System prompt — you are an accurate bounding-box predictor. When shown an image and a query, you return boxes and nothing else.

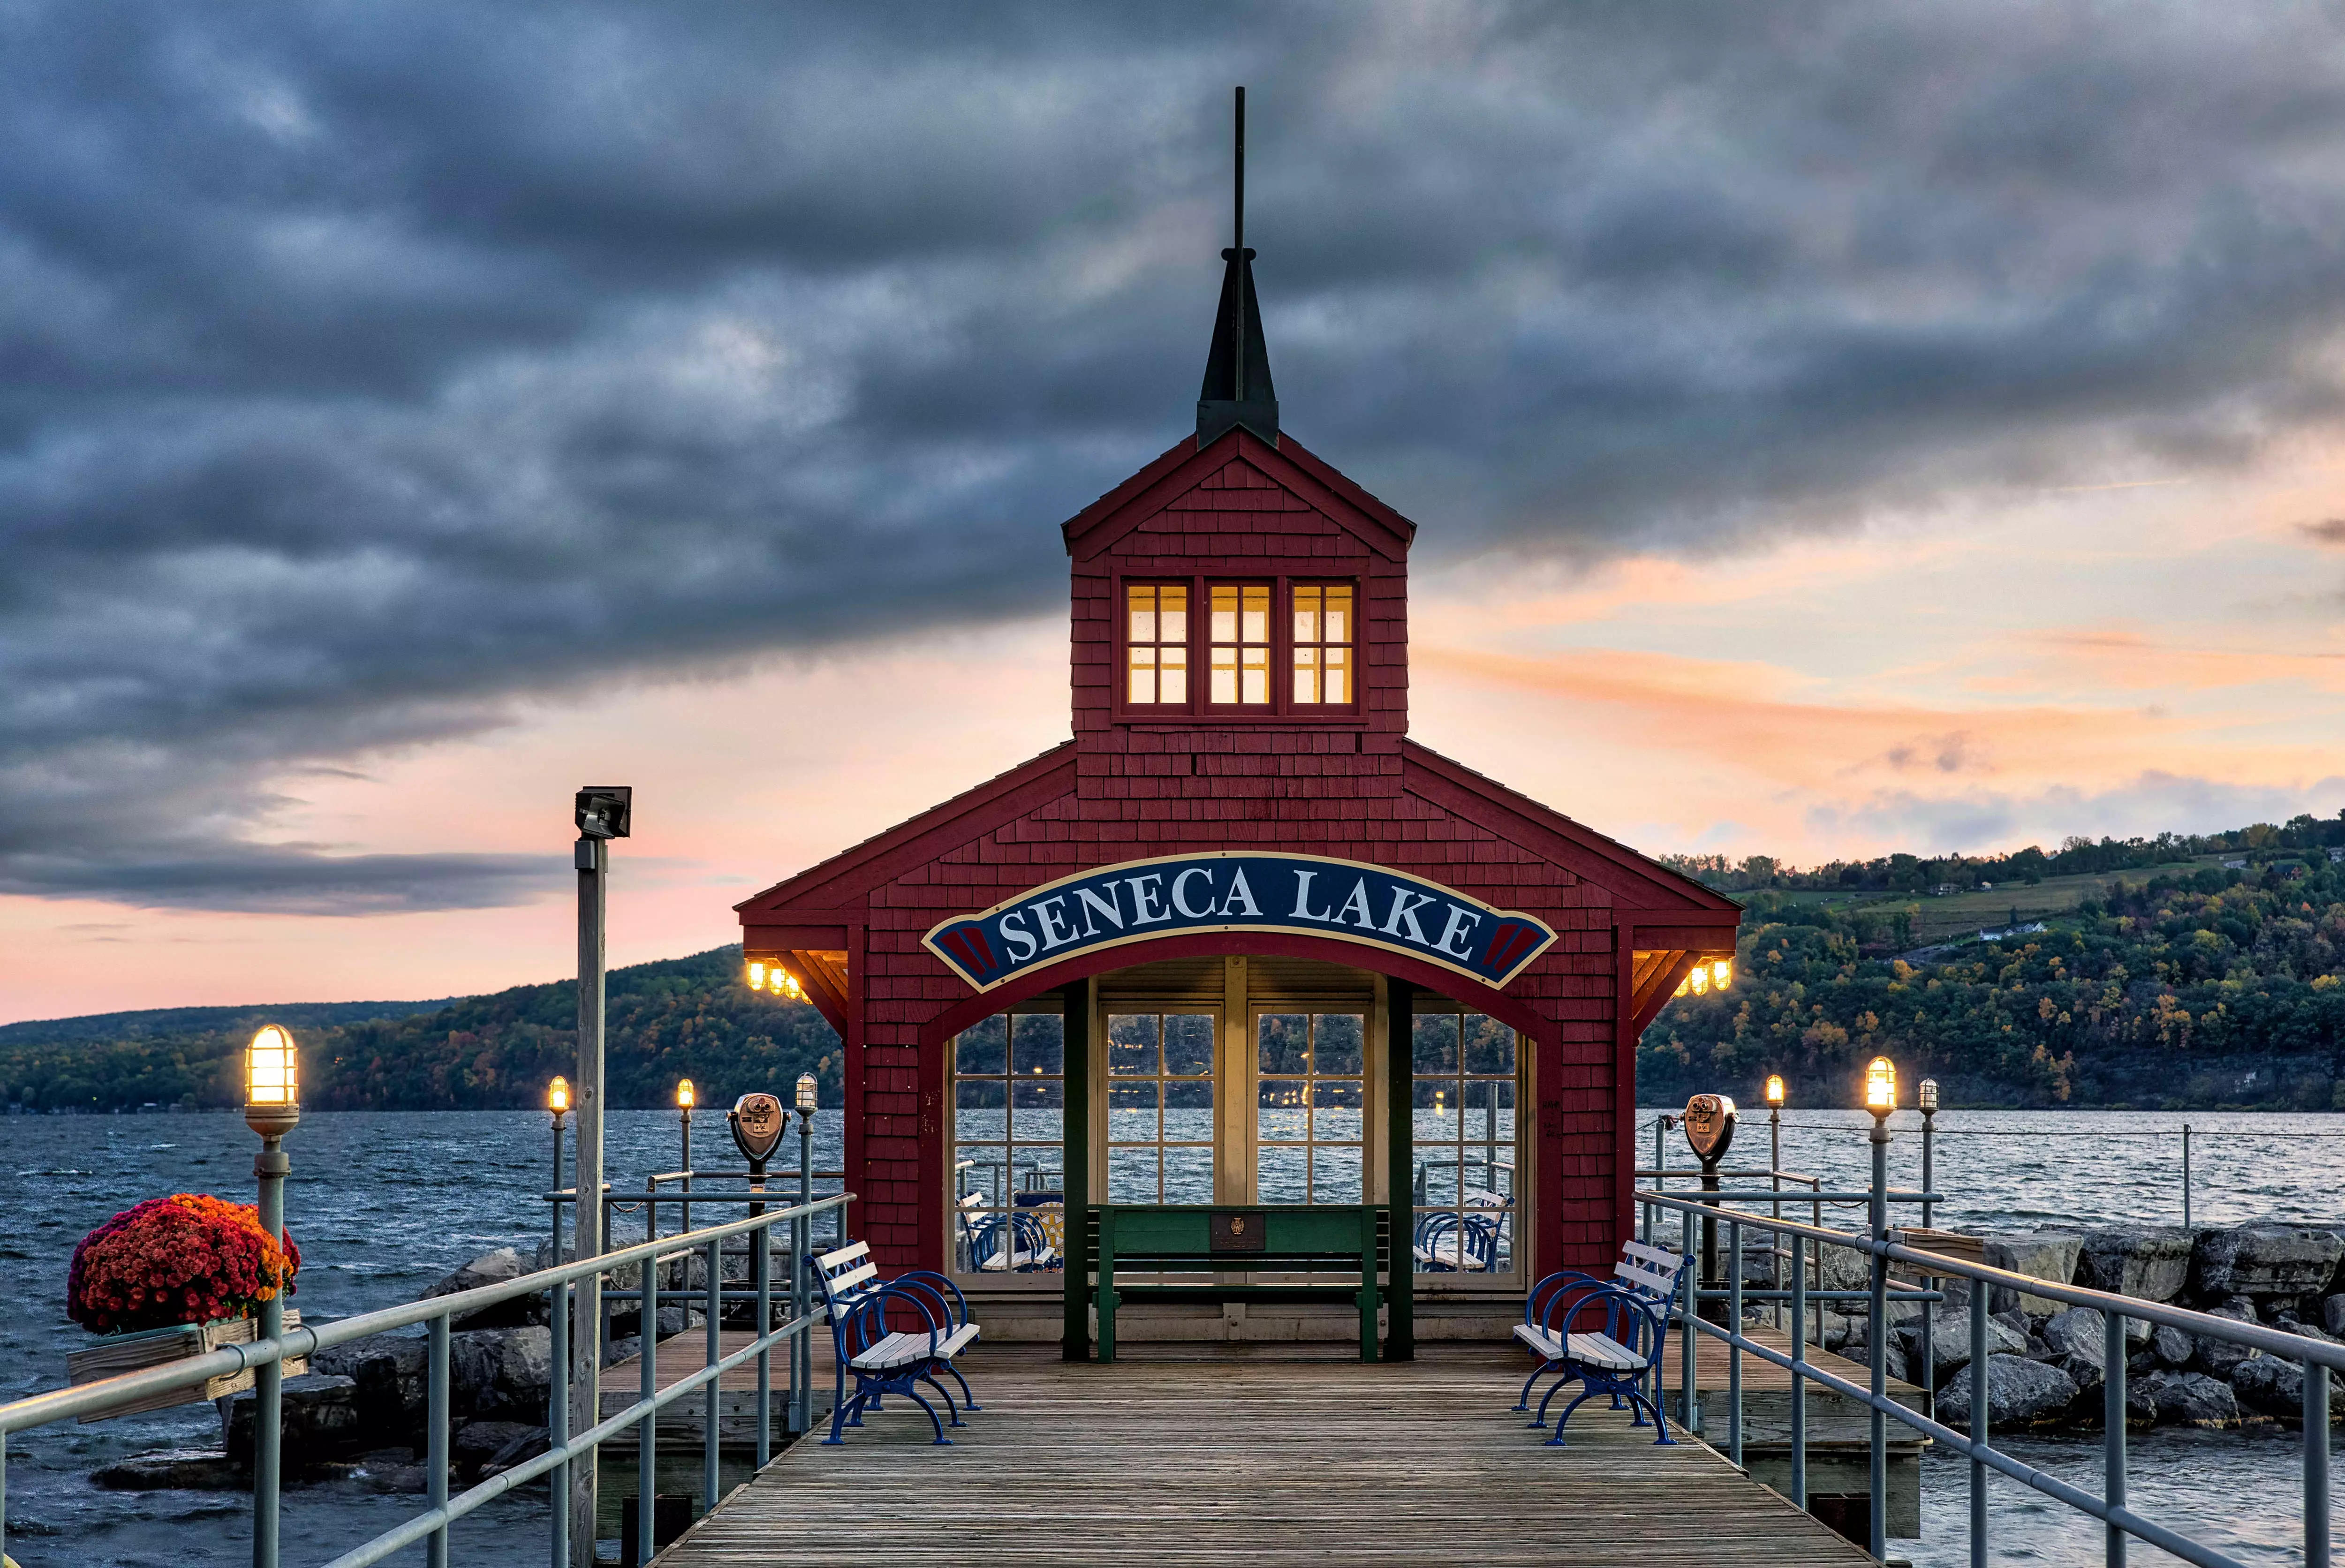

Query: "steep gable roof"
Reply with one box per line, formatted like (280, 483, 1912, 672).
(1060, 428, 1415, 563)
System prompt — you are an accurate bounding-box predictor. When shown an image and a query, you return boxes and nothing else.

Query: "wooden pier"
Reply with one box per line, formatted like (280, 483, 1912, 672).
(652, 1344, 1875, 1566)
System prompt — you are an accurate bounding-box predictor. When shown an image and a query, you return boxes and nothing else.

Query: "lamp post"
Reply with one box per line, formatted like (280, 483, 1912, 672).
(548, 1077, 570, 1264)
(1863, 1053, 1897, 1564)
(1917, 1078, 1939, 1232)
(676, 1078, 696, 1192)
(794, 1072, 817, 1436)
(244, 1025, 300, 1568)
(567, 784, 629, 1561)
(1763, 1074, 1785, 1328)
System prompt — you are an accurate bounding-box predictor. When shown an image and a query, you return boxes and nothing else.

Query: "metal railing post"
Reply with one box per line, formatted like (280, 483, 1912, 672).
(639, 1225, 658, 1568)
(752, 1181, 771, 1466)
(254, 1135, 289, 1568)
(2105, 1308, 2127, 1568)
(2182, 1123, 2193, 1229)
(2308, 1352, 2331, 1568)
(1970, 1276, 1989, 1568)
(1680, 1204, 1698, 1431)
(1789, 1226, 1807, 1509)
(427, 1316, 450, 1568)
(549, 1269, 569, 1568)
(1869, 1122, 1890, 1565)
(794, 1123, 813, 1435)
(704, 1235, 721, 1516)
(1728, 1219, 1744, 1468)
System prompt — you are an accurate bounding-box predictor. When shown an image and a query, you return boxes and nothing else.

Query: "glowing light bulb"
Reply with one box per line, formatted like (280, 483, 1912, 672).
(677, 1078, 695, 1110)
(1864, 1055, 1897, 1117)
(1689, 967, 1709, 996)
(747, 961, 766, 988)
(1711, 958, 1733, 990)
(549, 1076, 570, 1114)
(246, 1025, 298, 1107)
(1763, 1074, 1785, 1108)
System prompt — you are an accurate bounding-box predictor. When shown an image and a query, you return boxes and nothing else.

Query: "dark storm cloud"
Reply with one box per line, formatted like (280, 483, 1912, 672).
(10, 1, 2345, 911)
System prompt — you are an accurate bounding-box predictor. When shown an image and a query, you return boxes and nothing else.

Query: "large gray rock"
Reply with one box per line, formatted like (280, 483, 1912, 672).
(2193, 1299, 2262, 1380)
(2321, 1295, 2345, 1338)
(1984, 1234, 2082, 1317)
(2193, 1224, 2345, 1301)
(2136, 1370, 2240, 1428)
(310, 1331, 427, 1435)
(224, 1373, 363, 1468)
(449, 1327, 553, 1421)
(422, 1246, 547, 1331)
(2149, 1325, 2194, 1366)
(2231, 1354, 2345, 1421)
(1937, 1355, 2079, 1429)
(2075, 1227, 2196, 1304)
(91, 1449, 245, 1490)
(1902, 1310, 2026, 1381)
(1841, 1327, 1911, 1385)
(2040, 1305, 2148, 1359)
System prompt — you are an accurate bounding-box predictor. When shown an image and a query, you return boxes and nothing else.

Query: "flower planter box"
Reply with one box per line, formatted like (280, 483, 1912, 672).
(66, 1310, 307, 1422)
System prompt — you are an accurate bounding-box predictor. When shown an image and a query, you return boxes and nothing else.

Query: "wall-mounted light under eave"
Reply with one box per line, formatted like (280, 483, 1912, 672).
(745, 959, 807, 1002)
(1672, 957, 1735, 1000)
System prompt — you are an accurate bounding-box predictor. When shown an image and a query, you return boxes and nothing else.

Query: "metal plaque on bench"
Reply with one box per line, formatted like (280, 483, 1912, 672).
(1210, 1210, 1267, 1251)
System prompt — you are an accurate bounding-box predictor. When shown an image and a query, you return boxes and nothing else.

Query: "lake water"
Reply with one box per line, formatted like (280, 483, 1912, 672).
(0, 1106, 2337, 1565)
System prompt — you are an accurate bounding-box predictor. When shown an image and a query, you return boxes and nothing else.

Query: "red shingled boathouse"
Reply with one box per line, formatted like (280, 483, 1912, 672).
(737, 186, 1739, 1356)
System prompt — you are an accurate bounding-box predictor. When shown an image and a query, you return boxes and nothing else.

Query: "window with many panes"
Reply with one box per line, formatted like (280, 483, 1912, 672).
(1106, 1013, 1216, 1201)
(1410, 1011, 1518, 1276)
(1208, 584, 1272, 705)
(1291, 584, 1353, 706)
(952, 1010, 1065, 1274)
(1125, 584, 1188, 705)
(1256, 1011, 1366, 1203)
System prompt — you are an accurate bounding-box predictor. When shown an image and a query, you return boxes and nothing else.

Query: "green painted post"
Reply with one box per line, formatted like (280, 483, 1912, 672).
(1385, 980, 1415, 1361)
(1061, 981, 1091, 1362)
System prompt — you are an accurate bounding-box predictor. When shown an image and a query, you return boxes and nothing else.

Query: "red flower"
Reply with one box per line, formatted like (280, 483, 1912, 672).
(67, 1195, 301, 1336)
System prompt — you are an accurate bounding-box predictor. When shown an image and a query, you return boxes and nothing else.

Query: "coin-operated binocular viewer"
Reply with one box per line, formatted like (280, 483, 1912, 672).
(1680, 1093, 1737, 1323)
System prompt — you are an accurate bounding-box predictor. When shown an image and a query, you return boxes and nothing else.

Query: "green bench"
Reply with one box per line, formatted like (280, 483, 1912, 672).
(1086, 1204, 1391, 1362)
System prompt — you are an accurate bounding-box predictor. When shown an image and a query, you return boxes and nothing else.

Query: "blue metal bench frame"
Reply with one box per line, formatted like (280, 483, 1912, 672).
(808, 1242, 982, 1446)
(1513, 1239, 1685, 1423)
(1533, 1283, 1673, 1447)
(1412, 1209, 1503, 1272)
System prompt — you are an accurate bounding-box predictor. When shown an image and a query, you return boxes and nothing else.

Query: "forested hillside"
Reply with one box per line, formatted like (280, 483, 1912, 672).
(15, 811, 2345, 1114)
(1644, 827, 2345, 1110)
(0, 947, 841, 1114)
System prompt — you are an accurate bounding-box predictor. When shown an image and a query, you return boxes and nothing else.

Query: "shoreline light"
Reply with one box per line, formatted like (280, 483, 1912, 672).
(1864, 1055, 1897, 1118)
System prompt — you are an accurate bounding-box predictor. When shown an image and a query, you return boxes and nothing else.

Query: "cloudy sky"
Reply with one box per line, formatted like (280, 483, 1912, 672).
(8, 2, 2345, 1022)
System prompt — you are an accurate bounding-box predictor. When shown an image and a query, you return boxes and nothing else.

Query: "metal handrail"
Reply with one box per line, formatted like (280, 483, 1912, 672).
(1636, 1187, 2333, 1568)
(0, 1191, 853, 1568)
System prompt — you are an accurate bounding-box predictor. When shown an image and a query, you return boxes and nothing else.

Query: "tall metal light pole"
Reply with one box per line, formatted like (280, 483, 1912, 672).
(677, 1079, 696, 1189)
(1763, 1075, 1785, 1328)
(1863, 1055, 1898, 1566)
(567, 786, 629, 1566)
(244, 1025, 300, 1568)
(794, 1071, 818, 1436)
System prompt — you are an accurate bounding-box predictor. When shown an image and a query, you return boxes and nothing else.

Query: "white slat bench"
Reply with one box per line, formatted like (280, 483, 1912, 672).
(1513, 1240, 1686, 1435)
(810, 1240, 983, 1446)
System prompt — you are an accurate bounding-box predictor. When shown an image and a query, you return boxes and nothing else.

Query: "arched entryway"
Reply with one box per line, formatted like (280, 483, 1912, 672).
(940, 952, 1529, 1356)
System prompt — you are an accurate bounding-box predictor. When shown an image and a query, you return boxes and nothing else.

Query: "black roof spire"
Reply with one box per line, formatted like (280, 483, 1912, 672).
(1197, 86, 1277, 448)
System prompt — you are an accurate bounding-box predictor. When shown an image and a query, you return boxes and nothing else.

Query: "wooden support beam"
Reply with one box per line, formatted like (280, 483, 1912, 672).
(1385, 978, 1415, 1360)
(1060, 978, 1093, 1361)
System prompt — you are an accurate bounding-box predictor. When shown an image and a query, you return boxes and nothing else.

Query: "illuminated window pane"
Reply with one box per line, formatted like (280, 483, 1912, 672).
(1126, 584, 1188, 705)
(1209, 584, 1272, 706)
(951, 1007, 1066, 1276)
(1292, 582, 1354, 707)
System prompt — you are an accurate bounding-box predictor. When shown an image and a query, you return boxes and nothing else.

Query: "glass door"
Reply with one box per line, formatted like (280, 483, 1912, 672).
(1252, 1010, 1367, 1204)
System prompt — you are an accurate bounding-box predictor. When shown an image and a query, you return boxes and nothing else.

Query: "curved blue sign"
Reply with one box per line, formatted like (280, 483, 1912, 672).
(922, 852, 1557, 994)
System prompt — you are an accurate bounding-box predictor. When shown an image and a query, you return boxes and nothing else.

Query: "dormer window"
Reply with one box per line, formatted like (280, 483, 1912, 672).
(1209, 584, 1272, 705)
(1114, 575, 1361, 719)
(1126, 584, 1188, 704)
(1291, 584, 1353, 706)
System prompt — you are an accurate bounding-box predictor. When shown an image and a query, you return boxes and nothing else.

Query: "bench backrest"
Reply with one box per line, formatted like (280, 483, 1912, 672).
(1615, 1238, 1686, 1300)
(811, 1240, 883, 1320)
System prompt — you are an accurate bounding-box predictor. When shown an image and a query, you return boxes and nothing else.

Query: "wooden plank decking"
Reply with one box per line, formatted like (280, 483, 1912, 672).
(652, 1345, 1875, 1566)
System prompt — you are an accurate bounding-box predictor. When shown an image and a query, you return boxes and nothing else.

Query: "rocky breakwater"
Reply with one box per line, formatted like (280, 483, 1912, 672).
(92, 1241, 701, 1495)
(1827, 1220, 2345, 1437)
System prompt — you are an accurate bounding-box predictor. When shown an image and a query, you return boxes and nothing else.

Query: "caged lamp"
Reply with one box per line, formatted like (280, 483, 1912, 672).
(1863, 1055, 1897, 1120)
